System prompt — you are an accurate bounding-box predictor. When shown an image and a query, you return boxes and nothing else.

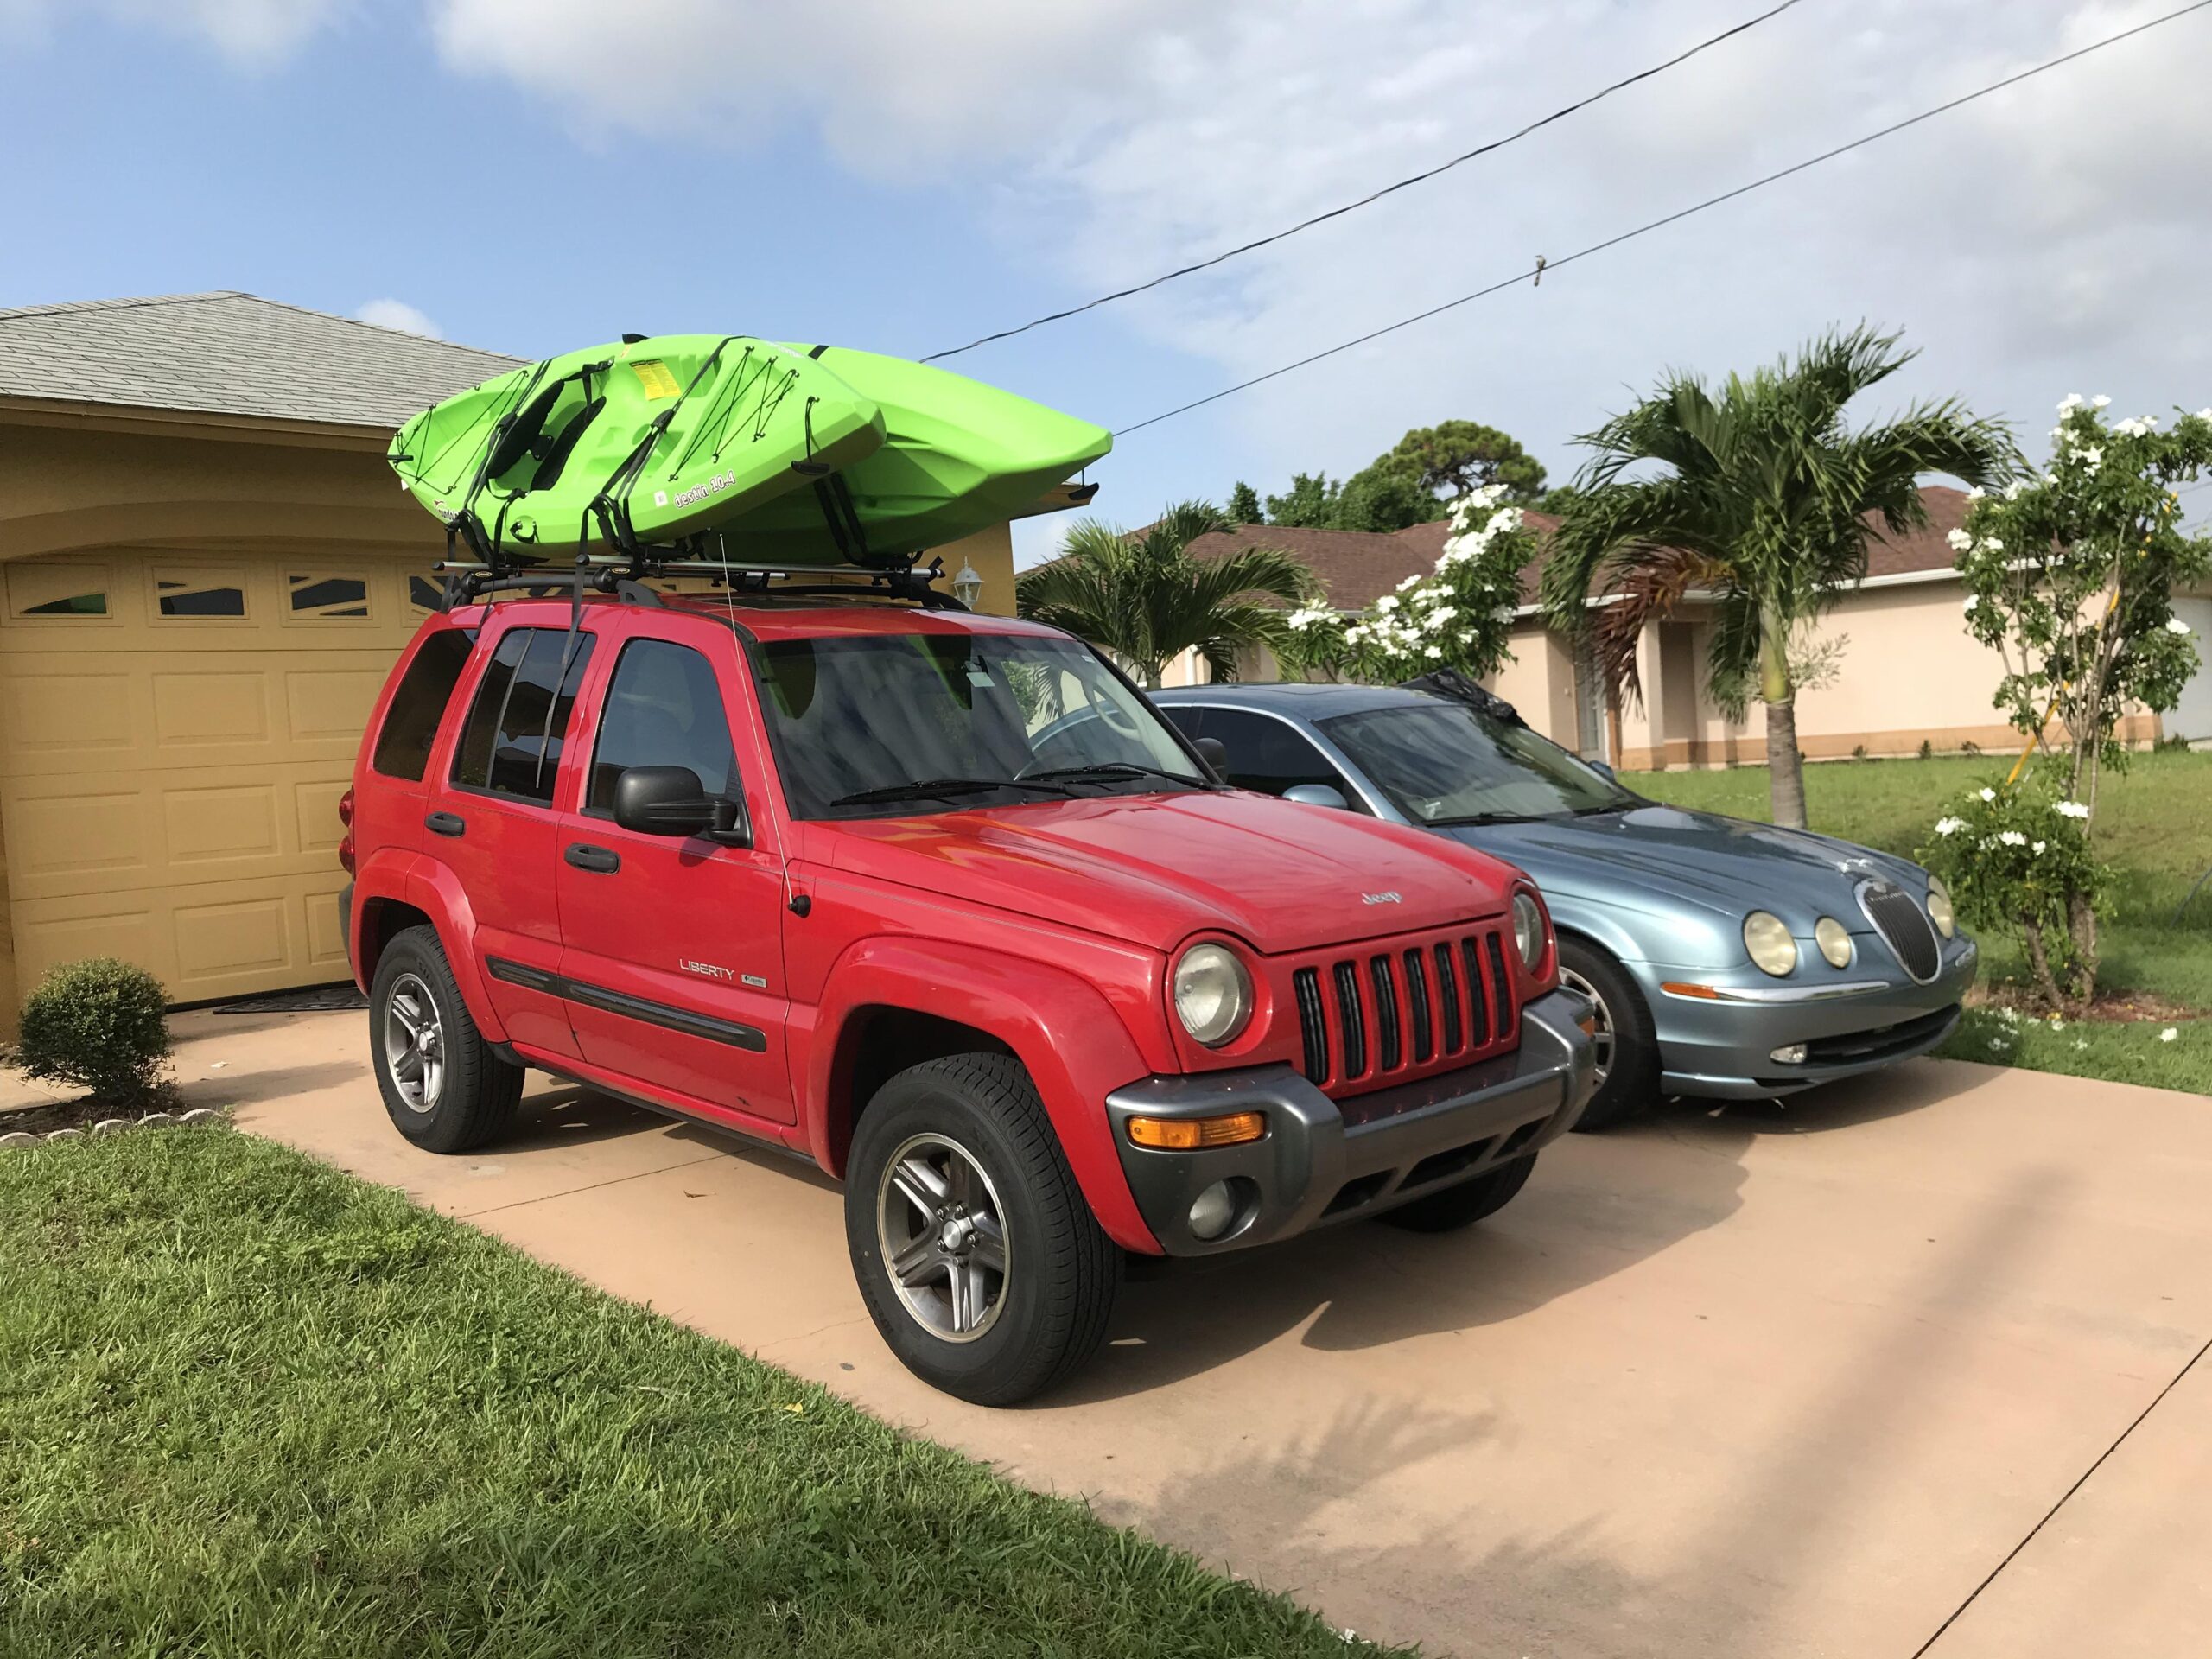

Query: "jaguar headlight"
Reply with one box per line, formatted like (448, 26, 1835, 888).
(1926, 877, 1955, 940)
(1743, 911, 1798, 977)
(1814, 916, 1853, 969)
(1173, 944, 1253, 1047)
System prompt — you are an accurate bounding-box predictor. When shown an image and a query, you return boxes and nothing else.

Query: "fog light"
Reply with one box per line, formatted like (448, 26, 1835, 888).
(1188, 1180, 1237, 1241)
(1770, 1042, 1808, 1065)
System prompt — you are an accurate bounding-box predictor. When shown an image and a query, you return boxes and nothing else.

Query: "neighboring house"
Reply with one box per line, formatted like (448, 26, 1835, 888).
(0, 292, 1019, 1027)
(1168, 486, 2205, 764)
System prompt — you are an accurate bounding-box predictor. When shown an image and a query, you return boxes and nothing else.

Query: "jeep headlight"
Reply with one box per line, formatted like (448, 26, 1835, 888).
(1173, 944, 1253, 1047)
(1926, 877, 1955, 940)
(1743, 911, 1798, 977)
(1511, 892, 1545, 970)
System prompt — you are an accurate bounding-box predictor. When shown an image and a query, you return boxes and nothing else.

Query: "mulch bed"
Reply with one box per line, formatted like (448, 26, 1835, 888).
(1967, 983, 2202, 1023)
(0, 1089, 184, 1138)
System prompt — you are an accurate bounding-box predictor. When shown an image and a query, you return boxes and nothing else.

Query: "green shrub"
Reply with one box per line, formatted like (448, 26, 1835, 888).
(13, 957, 172, 1105)
(1919, 781, 2105, 1014)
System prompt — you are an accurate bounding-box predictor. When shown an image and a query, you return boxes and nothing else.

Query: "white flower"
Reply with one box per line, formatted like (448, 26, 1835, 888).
(2056, 799, 2090, 819)
(1979, 787, 1997, 802)
(1422, 645, 1443, 658)
(2167, 617, 2192, 635)
(2006, 480, 2032, 499)
(1963, 594, 1980, 613)
(2032, 840, 2046, 855)
(1998, 830, 2028, 847)
(2058, 393, 2085, 411)
(2044, 473, 2059, 485)
(1980, 536, 2004, 552)
(1988, 1039, 2008, 1052)
(2050, 1018, 2063, 1030)
(2113, 417, 2157, 438)
(1395, 574, 1422, 592)
(2197, 408, 2212, 422)
(2092, 394, 2111, 409)
(1933, 816, 1967, 836)
(2079, 447, 2103, 474)
(1946, 527, 1973, 551)
(1375, 594, 1399, 613)
(2075, 1039, 2089, 1051)
(1459, 630, 1477, 644)
(2160, 1027, 2178, 1042)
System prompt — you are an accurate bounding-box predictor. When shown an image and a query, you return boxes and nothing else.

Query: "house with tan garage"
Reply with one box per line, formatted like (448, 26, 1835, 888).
(0, 291, 1021, 1029)
(1167, 487, 2208, 763)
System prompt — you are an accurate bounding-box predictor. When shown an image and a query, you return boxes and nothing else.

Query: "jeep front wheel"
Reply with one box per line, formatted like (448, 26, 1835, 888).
(844, 1054, 1118, 1405)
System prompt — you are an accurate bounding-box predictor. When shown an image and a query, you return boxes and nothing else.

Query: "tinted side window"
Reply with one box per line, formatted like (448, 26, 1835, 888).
(588, 639, 736, 812)
(372, 630, 474, 782)
(1198, 709, 1357, 800)
(450, 628, 595, 804)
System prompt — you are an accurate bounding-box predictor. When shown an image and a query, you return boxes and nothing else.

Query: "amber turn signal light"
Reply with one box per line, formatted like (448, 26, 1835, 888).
(1125, 1111, 1266, 1150)
(1660, 981, 1722, 1000)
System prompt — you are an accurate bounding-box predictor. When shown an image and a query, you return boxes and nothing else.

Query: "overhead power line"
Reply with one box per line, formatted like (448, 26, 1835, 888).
(1113, 0, 2212, 440)
(922, 0, 1813, 362)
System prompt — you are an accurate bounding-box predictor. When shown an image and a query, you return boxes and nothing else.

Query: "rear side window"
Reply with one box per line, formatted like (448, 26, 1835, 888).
(587, 639, 736, 811)
(451, 627, 596, 804)
(371, 630, 474, 782)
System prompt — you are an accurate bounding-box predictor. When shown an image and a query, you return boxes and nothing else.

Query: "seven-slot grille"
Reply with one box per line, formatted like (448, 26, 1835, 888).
(1859, 879, 1940, 982)
(1290, 923, 1519, 1096)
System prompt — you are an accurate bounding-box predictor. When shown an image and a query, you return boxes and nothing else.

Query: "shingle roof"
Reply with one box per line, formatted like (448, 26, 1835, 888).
(0, 292, 522, 429)
(1186, 488, 1966, 612)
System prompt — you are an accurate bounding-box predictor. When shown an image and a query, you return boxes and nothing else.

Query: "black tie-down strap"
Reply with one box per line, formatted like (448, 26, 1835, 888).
(812, 473, 872, 564)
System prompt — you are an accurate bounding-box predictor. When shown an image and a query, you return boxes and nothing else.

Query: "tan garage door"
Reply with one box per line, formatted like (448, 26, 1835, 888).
(0, 550, 439, 1008)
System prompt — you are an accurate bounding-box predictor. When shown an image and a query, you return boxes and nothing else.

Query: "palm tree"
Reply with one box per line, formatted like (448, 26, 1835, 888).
(1016, 501, 1313, 688)
(1542, 325, 2015, 829)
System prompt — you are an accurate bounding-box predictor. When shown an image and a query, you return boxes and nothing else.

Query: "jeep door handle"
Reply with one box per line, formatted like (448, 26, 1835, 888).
(564, 843, 621, 874)
(425, 811, 466, 837)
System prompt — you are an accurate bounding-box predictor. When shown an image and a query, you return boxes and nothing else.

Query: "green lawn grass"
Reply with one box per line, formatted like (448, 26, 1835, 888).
(1620, 749, 2212, 1093)
(0, 1130, 1395, 1658)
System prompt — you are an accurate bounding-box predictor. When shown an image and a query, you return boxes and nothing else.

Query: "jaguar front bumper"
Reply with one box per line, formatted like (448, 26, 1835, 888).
(1107, 988, 1597, 1255)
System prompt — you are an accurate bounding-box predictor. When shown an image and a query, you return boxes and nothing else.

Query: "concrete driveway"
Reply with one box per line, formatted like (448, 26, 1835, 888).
(167, 1007, 2209, 1657)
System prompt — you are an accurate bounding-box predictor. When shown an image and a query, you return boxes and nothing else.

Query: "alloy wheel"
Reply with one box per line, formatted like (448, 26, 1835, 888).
(1559, 963, 1615, 1085)
(383, 972, 446, 1114)
(875, 1131, 1012, 1343)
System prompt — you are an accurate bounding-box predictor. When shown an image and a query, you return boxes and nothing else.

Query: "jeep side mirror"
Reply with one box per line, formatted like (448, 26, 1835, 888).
(1192, 735, 1229, 778)
(613, 766, 736, 841)
(1282, 783, 1351, 811)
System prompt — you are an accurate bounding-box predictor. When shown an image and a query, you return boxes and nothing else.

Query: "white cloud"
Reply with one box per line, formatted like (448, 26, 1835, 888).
(0, 0, 347, 66)
(424, 0, 2212, 510)
(356, 298, 442, 340)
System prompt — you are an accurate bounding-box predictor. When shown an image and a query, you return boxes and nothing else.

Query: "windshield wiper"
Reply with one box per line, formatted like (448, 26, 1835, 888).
(1430, 810, 1545, 826)
(1019, 761, 1215, 791)
(833, 776, 1075, 808)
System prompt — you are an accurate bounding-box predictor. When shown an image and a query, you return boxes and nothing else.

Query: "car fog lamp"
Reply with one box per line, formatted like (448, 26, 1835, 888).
(1926, 877, 1956, 940)
(1511, 892, 1545, 970)
(1814, 916, 1853, 969)
(1743, 911, 1798, 976)
(1769, 1042, 1808, 1065)
(1187, 1181, 1238, 1242)
(1173, 944, 1253, 1046)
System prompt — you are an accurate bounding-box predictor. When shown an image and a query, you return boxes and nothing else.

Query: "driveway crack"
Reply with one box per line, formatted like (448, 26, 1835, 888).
(453, 1152, 725, 1219)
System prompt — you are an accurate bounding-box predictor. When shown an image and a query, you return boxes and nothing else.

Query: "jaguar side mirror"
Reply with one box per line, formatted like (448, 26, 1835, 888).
(1192, 735, 1229, 778)
(1282, 783, 1351, 811)
(1586, 760, 1618, 783)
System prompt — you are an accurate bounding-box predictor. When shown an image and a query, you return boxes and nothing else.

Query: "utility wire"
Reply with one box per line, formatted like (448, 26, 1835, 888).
(922, 0, 1813, 362)
(1115, 0, 2212, 440)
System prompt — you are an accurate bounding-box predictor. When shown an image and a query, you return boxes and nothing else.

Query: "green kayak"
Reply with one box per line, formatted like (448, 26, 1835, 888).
(389, 336, 1109, 571)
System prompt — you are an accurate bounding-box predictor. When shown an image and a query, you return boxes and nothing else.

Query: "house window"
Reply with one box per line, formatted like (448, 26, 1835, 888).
(155, 573, 247, 618)
(288, 574, 371, 619)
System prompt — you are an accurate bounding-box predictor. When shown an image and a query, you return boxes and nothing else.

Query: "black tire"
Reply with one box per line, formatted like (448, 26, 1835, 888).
(368, 925, 523, 1154)
(1377, 1153, 1535, 1233)
(845, 1053, 1118, 1406)
(1557, 936, 1661, 1131)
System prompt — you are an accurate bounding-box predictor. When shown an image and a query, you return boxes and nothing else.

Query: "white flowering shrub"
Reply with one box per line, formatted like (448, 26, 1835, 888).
(1919, 779, 2106, 1014)
(1955, 396, 2212, 809)
(1277, 484, 1536, 683)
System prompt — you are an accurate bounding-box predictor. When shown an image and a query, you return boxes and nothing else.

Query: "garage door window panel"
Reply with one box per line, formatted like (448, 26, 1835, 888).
(151, 568, 249, 620)
(451, 628, 595, 805)
(287, 573, 372, 620)
(9, 563, 112, 620)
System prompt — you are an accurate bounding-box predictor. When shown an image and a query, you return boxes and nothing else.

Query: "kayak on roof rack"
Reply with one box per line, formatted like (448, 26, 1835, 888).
(388, 334, 1110, 573)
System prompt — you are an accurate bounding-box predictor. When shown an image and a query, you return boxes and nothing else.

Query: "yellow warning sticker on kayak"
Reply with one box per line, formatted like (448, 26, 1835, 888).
(630, 359, 681, 399)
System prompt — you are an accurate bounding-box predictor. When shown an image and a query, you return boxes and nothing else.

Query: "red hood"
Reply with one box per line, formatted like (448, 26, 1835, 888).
(816, 791, 1518, 956)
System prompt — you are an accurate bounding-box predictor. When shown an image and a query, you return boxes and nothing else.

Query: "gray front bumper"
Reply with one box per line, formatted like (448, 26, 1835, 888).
(1107, 988, 1597, 1255)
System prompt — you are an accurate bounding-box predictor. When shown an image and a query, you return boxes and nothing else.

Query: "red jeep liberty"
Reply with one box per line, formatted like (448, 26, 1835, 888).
(343, 586, 1595, 1402)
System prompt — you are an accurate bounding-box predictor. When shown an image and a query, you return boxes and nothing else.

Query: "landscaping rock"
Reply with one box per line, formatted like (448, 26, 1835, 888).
(137, 1112, 179, 1129)
(43, 1128, 84, 1142)
(0, 1131, 40, 1148)
(90, 1117, 134, 1136)
(179, 1108, 228, 1127)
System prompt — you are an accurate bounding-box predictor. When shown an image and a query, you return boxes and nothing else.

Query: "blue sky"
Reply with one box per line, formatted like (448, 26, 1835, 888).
(6, 1, 2211, 563)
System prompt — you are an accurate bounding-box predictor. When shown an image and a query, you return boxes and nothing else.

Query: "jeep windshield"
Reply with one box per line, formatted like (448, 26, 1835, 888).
(1319, 702, 1641, 825)
(753, 631, 1210, 818)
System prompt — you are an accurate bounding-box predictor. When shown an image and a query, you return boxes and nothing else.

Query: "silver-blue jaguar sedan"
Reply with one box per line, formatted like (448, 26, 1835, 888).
(1154, 679, 1976, 1128)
